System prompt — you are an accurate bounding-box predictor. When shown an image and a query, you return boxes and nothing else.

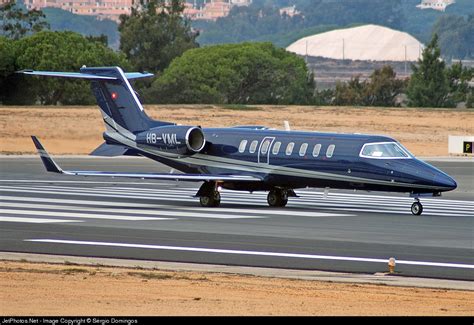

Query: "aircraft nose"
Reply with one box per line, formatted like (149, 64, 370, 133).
(433, 172, 457, 191)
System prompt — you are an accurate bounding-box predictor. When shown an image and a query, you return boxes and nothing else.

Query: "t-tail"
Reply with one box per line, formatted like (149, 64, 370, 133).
(84, 67, 170, 134)
(19, 66, 173, 155)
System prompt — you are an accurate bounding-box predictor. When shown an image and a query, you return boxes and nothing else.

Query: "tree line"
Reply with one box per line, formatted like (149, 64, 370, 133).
(0, 0, 473, 108)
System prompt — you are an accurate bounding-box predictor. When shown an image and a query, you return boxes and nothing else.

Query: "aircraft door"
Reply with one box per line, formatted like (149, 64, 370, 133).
(258, 137, 275, 164)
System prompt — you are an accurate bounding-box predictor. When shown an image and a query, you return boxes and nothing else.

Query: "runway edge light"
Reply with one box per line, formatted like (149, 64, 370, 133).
(388, 257, 396, 274)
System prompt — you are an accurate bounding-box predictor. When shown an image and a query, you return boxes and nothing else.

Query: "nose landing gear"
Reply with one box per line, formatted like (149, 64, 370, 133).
(411, 198, 423, 216)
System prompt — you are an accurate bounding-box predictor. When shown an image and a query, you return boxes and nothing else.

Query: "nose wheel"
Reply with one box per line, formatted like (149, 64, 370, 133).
(411, 199, 423, 215)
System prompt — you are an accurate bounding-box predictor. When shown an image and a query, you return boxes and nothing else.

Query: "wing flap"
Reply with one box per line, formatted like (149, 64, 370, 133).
(89, 142, 140, 157)
(32, 136, 261, 183)
(62, 171, 261, 182)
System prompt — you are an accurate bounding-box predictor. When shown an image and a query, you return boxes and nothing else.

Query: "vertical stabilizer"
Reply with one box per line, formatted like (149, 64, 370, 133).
(83, 66, 153, 133)
(18, 66, 173, 135)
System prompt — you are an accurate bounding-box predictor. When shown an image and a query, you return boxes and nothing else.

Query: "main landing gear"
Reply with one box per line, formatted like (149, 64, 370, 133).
(200, 191, 221, 207)
(267, 189, 288, 207)
(267, 188, 297, 208)
(196, 182, 296, 208)
(411, 198, 423, 216)
(197, 182, 221, 207)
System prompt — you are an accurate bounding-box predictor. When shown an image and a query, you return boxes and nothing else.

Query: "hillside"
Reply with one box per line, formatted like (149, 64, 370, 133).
(193, 0, 474, 58)
(37, 8, 121, 49)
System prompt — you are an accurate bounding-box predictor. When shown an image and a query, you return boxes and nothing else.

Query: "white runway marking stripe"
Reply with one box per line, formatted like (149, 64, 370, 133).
(0, 209, 173, 221)
(0, 186, 218, 204)
(0, 183, 458, 210)
(0, 197, 352, 218)
(0, 196, 276, 220)
(0, 187, 355, 217)
(0, 217, 81, 223)
(0, 196, 161, 208)
(96, 185, 474, 207)
(1, 186, 471, 218)
(100, 187, 471, 213)
(0, 185, 472, 217)
(0, 202, 269, 219)
(25, 239, 474, 270)
(45, 186, 474, 215)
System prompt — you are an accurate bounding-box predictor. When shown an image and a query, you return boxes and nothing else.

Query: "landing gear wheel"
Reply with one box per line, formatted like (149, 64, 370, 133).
(411, 201, 423, 215)
(267, 189, 288, 207)
(200, 190, 221, 207)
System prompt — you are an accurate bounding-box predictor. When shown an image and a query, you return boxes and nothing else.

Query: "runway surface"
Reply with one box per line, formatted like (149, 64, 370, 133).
(0, 156, 473, 281)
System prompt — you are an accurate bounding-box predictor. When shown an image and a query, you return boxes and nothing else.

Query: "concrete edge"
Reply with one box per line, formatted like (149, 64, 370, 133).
(1, 252, 472, 291)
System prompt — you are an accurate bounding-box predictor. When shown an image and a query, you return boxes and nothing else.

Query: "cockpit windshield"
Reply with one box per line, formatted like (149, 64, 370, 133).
(359, 142, 412, 159)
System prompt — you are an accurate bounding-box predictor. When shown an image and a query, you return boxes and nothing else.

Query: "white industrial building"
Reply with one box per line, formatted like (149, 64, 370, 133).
(417, 0, 455, 12)
(286, 25, 424, 62)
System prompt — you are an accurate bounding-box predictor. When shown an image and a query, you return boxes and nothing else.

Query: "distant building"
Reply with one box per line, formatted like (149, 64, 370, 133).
(199, 0, 232, 21)
(24, 0, 133, 22)
(279, 5, 300, 17)
(230, 0, 251, 6)
(287, 25, 424, 62)
(1, 0, 11, 7)
(23, 0, 252, 22)
(183, 0, 252, 21)
(416, 0, 455, 12)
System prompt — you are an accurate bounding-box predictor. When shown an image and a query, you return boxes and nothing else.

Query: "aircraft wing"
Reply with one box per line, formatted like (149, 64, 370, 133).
(31, 136, 262, 183)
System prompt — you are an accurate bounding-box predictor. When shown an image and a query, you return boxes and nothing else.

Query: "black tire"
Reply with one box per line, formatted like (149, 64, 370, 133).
(267, 190, 281, 207)
(199, 196, 212, 207)
(212, 190, 221, 207)
(200, 190, 221, 207)
(267, 189, 288, 207)
(411, 202, 423, 215)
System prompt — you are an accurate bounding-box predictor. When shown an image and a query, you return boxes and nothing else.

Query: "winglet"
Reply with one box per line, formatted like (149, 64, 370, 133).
(31, 136, 63, 174)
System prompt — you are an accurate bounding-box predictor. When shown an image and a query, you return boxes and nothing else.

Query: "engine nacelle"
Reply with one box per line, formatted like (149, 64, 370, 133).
(136, 125, 206, 156)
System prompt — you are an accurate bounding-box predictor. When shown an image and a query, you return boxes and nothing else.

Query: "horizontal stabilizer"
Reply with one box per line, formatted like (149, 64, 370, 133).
(17, 69, 153, 81)
(124, 72, 154, 80)
(32, 136, 262, 183)
(90, 142, 139, 157)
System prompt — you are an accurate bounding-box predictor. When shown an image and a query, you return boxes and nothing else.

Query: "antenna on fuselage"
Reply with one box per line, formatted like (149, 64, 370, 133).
(284, 121, 291, 131)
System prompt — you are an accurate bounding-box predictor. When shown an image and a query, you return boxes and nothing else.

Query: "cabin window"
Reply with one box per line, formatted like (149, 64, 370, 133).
(359, 142, 411, 159)
(238, 140, 248, 153)
(261, 140, 271, 155)
(299, 143, 308, 157)
(286, 142, 295, 155)
(326, 144, 335, 158)
(312, 144, 322, 157)
(249, 140, 259, 154)
(272, 141, 281, 155)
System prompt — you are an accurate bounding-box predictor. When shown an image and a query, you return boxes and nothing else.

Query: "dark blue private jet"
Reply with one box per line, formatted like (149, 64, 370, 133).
(21, 66, 457, 215)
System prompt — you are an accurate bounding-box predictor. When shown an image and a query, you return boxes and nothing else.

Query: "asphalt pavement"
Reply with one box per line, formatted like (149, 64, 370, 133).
(0, 156, 473, 281)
